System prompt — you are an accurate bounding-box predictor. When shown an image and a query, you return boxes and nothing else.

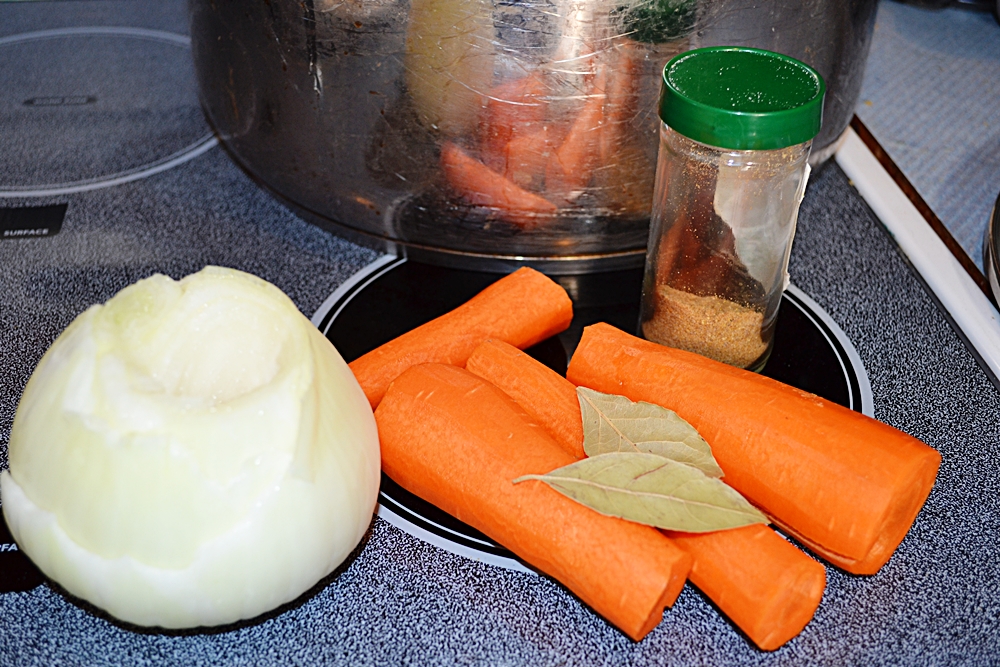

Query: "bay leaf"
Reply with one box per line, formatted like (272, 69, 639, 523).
(514, 452, 766, 533)
(577, 387, 723, 477)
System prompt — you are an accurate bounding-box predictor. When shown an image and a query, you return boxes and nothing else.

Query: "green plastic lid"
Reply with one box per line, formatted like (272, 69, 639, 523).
(659, 46, 826, 151)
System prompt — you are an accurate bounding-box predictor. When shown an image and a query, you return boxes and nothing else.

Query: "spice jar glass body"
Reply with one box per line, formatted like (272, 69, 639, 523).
(640, 124, 811, 371)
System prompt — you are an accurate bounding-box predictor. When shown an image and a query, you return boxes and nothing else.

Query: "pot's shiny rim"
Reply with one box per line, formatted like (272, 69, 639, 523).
(293, 196, 648, 275)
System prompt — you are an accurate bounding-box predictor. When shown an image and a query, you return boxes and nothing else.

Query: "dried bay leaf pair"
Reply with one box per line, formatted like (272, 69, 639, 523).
(515, 388, 767, 533)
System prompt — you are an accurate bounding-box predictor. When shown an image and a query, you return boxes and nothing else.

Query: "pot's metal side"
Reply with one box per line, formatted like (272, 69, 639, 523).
(692, 0, 879, 163)
(189, 0, 412, 245)
(985, 192, 1000, 304)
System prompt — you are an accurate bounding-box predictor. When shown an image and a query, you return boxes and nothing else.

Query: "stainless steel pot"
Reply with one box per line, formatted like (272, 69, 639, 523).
(189, 0, 876, 271)
(984, 190, 1000, 305)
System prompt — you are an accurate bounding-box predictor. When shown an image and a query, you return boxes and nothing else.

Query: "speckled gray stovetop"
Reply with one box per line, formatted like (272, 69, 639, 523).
(856, 0, 1000, 270)
(1, 1, 999, 665)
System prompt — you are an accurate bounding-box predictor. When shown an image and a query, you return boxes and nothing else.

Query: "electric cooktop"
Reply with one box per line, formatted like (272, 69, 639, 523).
(1, 2, 998, 665)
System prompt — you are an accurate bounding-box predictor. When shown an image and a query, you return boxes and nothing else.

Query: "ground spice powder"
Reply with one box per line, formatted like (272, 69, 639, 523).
(642, 284, 767, 369)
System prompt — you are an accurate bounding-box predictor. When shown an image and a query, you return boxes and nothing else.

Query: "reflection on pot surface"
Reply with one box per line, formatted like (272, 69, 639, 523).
(190, 0, 876, 268)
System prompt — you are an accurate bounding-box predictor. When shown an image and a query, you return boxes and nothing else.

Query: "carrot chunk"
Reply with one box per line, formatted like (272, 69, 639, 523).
(566, 323, 942, 575)
(545, 75, 606, 204)
(441, 142, 558, 227)
(468, 336, 825, 649)
(479, 73, 549, 169)
(666, 526, 825, 650)
(375, 363, 691, 641)
(466, 339, 584, 459)
(348, 267, 572, 409)
(502, 126, 559, 191)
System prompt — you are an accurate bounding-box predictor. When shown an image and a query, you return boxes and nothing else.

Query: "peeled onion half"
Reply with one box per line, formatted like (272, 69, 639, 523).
(0, 267, 380, 628)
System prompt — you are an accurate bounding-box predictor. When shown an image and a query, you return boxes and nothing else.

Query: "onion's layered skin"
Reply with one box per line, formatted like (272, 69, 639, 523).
(0, 267, 380, 628)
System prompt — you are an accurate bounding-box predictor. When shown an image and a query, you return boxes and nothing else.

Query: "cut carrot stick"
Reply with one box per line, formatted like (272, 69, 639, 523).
(597, 45, 639, 167)
(466, 339, 584, 459)
(441, 142, 558, 227)
(480, 73, 549, 169)
(591, 43, 655, 217)
(468, 336, 825, 650)
(348, 266, 572, 409)
(375, 363, 692, 641)
(665, 526, 825, 650)
(566, 323, 942, 575)
(502, 125, 559, 192)
(545, 68, 607, 203)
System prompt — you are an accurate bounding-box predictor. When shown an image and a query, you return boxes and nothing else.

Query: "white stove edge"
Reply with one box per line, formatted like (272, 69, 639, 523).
(835, 127, 1000, 384)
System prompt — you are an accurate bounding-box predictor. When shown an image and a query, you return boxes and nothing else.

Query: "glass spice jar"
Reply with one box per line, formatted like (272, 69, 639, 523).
(640, 47, 825, 371)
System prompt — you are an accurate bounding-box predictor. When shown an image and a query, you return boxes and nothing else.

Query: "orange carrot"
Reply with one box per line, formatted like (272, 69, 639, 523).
(468, 336, 825, 649)
(479, 73, 549, 168)
(545, 68, 606, 203)
(666, 526, 825, 650)
(375, 363, 692, 641)
(502, 125, 559, 192)
(591, 46, 639, 167)
(566, 323, 942, 575)
(592, 43, 656, 217)
(348, 266, 572, 409)
(466, 339, 584, 459)
(441, 142, 558, 227)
